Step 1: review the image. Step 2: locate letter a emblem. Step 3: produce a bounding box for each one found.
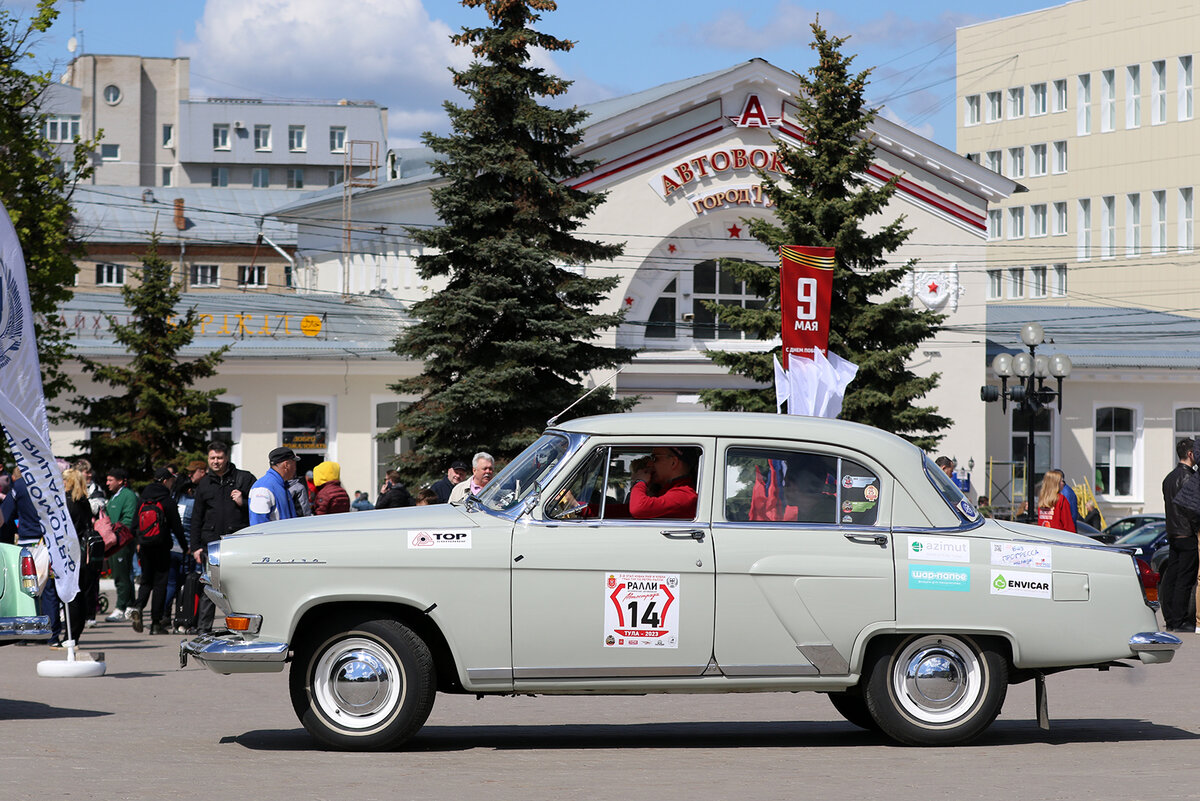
[733,94,774,128]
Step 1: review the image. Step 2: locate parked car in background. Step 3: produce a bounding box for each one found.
[0,542,51,644]
[1114,521,1169,563]
[1101,514,1166,545]
[182,413,1180,749]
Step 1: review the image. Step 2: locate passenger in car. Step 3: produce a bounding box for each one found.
[628,447,698,519]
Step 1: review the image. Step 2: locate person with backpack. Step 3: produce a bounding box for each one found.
[129,467,185,635]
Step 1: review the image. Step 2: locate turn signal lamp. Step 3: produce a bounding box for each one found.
[225,615,252,632]
[19,549,38,596]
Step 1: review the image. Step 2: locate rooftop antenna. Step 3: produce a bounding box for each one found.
[67,0,84,56]
[546,366,626,428]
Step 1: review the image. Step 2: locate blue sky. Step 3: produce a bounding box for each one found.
[22,0,1060,149]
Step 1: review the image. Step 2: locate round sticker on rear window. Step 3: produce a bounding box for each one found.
[959,499,978,520]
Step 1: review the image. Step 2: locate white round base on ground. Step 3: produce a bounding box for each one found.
[36,643,107,678]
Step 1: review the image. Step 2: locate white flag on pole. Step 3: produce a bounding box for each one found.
[774,350,858,419]
[0,200,79,602]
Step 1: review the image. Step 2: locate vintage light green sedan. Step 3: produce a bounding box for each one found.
[0,542,51,644]
[181,413,1179,748]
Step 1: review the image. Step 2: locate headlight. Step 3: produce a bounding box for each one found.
[206,541,221,590]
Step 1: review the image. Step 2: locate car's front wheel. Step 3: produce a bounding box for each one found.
[289,617,436,750]
[864,634,1007,746]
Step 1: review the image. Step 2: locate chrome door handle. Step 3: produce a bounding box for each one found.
[661,529,706,541]
[844,533,888,548]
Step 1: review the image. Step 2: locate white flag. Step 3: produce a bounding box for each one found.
[778,350,858,419]
[773,354,790,413]
[0,200,79,602]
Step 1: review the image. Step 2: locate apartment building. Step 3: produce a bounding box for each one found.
[958,0,1200,518]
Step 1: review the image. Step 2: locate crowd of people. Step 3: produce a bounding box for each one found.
[0,442,506,649]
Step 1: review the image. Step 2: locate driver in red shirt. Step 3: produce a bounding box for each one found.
[629,446,697,519]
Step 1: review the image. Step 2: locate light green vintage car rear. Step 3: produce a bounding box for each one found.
[0,542,51,644]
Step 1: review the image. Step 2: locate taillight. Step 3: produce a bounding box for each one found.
[1135,556,1158,604]
[19,547,37,596]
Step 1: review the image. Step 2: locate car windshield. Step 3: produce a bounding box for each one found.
[924,454,978,523]
[474,433,572,512]
[1114,522,1167,547]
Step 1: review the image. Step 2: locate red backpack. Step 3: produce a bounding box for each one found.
[136,497,166,545]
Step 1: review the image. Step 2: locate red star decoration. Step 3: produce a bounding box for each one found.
[624,296,634,306]
[667,243,677,253]
[727,224,742,238]
[927,281,940,294]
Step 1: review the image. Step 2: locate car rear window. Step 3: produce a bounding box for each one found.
[724,447,880,526]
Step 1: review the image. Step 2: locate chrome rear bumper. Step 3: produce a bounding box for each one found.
[179,632,289,674]
[1129,631,1182,664]
[0,615,52,641]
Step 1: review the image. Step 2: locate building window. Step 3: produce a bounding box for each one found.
[1008,206,1025,239]
[1008,146,1024,178]
[1031,204,1047,237]
[211,167,228,187]
[1053,202,1068,236]
[1007,86,1024,118]
[986,91,1002,122]
[1052,140,1067,174]
[1007,267,1024,299]
[1152,190,1166,253]
[1011,406,1054,489]
[1078,198,1092,260]
[1126,193,1141,256]
[207,400,238,451]
[1175,408,1200,454]
[100,143,120,161]
[327,167,344,187]
[254,124,271,151]
[162,123,174,148]
[161,166,173,187]
[287,168,305,189]
[987,269,1002,300]
[1052,264,1067,297]
[1077,74,1092,134]
[691,259,765,340]
[985,150,1001,173]
[1030,82,1047,116]
[1030,143,1047,176]
[213,124,230,150]
[1180,56,1194,121]
[1101,69,1115,132]
[1152,60,1167,124]
[374,400,412,489]
[252,167,269,188]
[965,95,980,126]
[288,125,306,151]
[45,115,81,143]
[238,265,267,287]
[987,209,1002,240]
[1053,78,1068,112]
[281,402,328,465]
[103,84,121,105]
[191,264,219,287]
[1101,195,1115,258]
[644,278,678,339]
[1095,406,1137,498]
[1180,187,1194,251]
[95,263,124,286]
[1126,64,1141,128]
[966,153,980,164]
[1030,266,1048,298]
[330,126,347,152]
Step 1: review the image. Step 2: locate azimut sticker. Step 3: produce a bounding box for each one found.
[991,570,1051,598]
[909,564,971,592]
[907,536,970,563]
[604,572,679,648]
[407,529,471,549]
[990,542,1051,570]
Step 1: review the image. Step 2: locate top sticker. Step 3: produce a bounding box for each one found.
[408,529,471,549]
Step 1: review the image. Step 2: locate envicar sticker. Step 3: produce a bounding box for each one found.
[407,529,472,549]
[908,535,970,563]
[991,570,1052,598]
[604,572,679,648]
[990,542,1051,570]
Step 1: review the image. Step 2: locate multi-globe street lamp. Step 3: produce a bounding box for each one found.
[980,322,1072,523]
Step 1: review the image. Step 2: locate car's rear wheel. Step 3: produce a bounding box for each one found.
[864,634,1007,746]
[289,617,436,750]
[827,690,878,731]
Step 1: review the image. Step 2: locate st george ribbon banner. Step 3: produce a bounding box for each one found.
[779,245,834,366]
[775,246,857,419]
[0,200,79,602]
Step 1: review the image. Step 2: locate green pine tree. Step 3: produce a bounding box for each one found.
[701,21,950,450]
[0,0,99,421]
[385,0,635,484]
[67,236,230,481]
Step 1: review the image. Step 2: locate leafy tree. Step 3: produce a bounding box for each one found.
[0,0,98,420]
[701,21,950,449]
[385,0,635,484]
[67,236,229,481]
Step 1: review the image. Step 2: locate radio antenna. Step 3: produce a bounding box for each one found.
[547,366,626,428]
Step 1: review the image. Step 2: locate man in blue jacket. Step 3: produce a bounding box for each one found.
[248,447,300,525]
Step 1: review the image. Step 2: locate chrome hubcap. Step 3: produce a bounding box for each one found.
[311,636,406,731]
[329,649,392,716]
[891,635,982,724]
[903,647,968,710]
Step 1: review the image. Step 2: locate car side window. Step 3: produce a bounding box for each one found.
[546,445,702,521]
[724,447,881,526]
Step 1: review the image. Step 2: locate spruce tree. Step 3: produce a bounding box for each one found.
[701,21,950,449]
[0,0,98,421]
[385,0,635,484]
[68,236,229,481]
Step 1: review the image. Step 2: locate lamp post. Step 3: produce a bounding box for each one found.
[980,322,1072,523]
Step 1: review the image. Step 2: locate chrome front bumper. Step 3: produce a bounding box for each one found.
[1129,631,1182,664]
[0,615,52,641]
[179,632,289,674]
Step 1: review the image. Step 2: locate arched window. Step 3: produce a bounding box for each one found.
[691,259,765,340]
